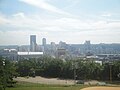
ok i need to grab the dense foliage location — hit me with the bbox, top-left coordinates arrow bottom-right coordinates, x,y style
0,57 -> 17,90
16,56 -> 120,81
0,56 -> 120,90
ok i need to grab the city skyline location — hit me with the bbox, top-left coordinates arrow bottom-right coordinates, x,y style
0,0 -> 120,45
0,35 -> 120,46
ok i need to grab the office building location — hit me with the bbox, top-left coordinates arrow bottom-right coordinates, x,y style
42,38 -> 46,46
57,48 -> 66,58
84,40 -> 91,54
30,35 -> 36,52
42,38 -> 46,53
17,52 -> 43,60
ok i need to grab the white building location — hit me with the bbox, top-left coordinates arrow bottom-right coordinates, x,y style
17,52 -> 43,60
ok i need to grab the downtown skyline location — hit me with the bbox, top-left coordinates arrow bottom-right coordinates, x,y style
0,0 -> 120,45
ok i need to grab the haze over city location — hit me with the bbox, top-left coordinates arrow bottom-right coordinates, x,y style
0,0 -> 120,45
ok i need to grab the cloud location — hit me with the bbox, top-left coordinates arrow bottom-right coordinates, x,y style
0,12 -> 120,33
101,12 -> 112,17
0,12 -> 120,45
0,27 -> 120,45
0,14 -> 9,24
101,14 -> 111,17
19,0 -> 69,15
12,12 -> 25,18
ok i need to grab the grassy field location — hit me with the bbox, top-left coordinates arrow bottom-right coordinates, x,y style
6,81 -> 120,90
6,82 -> 87,90
6,87 -> 83,90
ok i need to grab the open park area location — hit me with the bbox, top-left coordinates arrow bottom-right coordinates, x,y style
6,81 -> 120,90
5,76 -> 119,90
0,57 -> 120,90
14,76 -> 74,85
6,81 -> 85,90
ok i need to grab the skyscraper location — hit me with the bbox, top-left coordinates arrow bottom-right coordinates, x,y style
30,35 -> 36,52
42,38 -> 46,46
84,40 -> 91,54
42,38 -> 46,53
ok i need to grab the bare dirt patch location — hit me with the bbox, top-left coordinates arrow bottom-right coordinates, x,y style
14,76 -> 75,85
81,86 -> 120,90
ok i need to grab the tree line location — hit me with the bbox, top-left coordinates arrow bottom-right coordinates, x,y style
0,56 -> 120,89
15,56 -> 120,81
0,57 -> 17,90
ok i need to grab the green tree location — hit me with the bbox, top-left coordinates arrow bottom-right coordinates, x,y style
16,59 -> 36,77
0,57 -> 17,90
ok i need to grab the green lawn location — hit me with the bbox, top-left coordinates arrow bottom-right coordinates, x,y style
7,87 -> 82,90
5,81 -> 120,90
6,82 -> 87,90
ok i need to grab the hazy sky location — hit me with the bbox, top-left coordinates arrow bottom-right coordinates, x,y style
0,0 -> 120,45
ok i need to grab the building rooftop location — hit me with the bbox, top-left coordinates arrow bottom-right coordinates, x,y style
18,52 -> 43,55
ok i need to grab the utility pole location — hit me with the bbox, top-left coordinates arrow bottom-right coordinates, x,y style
3,59 -> 6,90
74,67 -> 76,84
73,60 -> 77,85
109,62 -> 113,83
110,65 -> 112,83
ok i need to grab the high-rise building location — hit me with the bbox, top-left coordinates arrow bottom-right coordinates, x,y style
57,48 -> 66,59
30,35 -> 36,52
42,38 -> 46,46
42,38 -> 46,53
59,41 -> 67,48
84,40 -> 91,54
84,40 -> 91,45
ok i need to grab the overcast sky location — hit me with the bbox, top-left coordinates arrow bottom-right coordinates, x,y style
0,0 -> 120,45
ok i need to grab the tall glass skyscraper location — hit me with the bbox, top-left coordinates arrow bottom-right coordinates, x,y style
30,35 -> 36,52
42,38 -> 46,53
42,38 -> 46,46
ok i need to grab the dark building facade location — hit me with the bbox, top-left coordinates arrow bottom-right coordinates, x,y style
30,35 -> 36,52
42,38 -> 46,46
